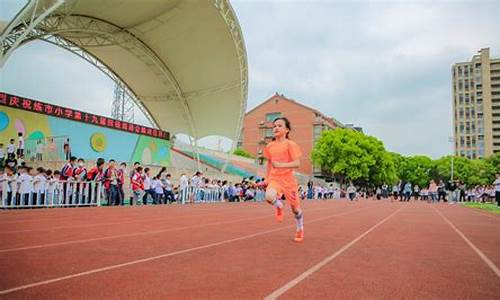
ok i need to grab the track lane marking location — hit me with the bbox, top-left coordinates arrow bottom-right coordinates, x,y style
0,204 -> 372,253
433,206 -> 500,278
0,204 -> 380,295
264,205 -> 404,300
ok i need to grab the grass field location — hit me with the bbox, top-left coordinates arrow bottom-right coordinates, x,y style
463,202 -> 500,214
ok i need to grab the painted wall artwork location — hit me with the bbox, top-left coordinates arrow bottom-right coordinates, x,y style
0,106 -> 171,166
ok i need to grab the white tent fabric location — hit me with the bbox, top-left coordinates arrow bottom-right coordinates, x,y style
0,0 -> 248,142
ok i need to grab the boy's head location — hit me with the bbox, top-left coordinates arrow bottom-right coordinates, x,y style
144,167 -> 150,175
120,162 -> 127,169
53,170 -> 60,178
27,167 -> 35,176
166,173 -> 171,179
5,167 -> 13,176
96,158 -> 105,168
134,161 -> 140,167
18,166 -> 26,174
136,166 -> 143,173
18,132 -> 23,137
69,156 -> 77,164
36,167 -> 45,175
109,159 -> 116,168
9,139 -> 14,144
46,169 -> 53,176
78,158 -> 85,166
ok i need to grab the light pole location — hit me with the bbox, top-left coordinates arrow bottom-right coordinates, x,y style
448,137 -> 455,181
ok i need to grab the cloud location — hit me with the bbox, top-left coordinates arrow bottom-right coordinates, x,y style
1,0 -> 500,159
233,0 -> 500,158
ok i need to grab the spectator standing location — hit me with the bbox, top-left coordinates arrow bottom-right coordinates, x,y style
347,183 -> 356,201
103,160 -> 119,206
494,173 -> 500,207
63,138 -> 71,161
163,173 -> 175,204
17,132 -> 25,159
131,166 -> 144,205
428,180 -> 438,203
7,139 -> 16,158
142,168 -> 154,205
0,143 -> 5,167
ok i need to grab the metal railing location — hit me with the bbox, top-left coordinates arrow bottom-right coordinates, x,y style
1,180 -> 102,208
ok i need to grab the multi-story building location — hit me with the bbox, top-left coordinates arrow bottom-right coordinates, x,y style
240,93 -> 343,176
452,48 -> 500,158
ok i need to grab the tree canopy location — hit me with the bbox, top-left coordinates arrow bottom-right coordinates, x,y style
311,128 -> 498,187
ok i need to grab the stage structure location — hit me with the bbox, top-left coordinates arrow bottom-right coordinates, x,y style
0,0 -> 248,171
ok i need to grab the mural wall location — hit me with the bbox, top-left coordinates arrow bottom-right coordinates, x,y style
0,106 -> 171,166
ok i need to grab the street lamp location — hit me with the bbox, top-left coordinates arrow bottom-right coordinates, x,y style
448,137 -> 454,181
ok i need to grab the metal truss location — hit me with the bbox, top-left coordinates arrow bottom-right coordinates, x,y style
1,0 -> 248,173
212,0 -> 249,173
112,82 -> 135,123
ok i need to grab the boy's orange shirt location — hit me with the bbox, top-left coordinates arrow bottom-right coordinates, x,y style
263,139 -> 302,180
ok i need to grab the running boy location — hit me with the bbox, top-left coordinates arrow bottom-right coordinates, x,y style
263,117 -> 304,242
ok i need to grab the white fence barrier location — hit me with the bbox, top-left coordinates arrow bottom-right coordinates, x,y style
1,180 -> 267,208
1,180 -> 102,208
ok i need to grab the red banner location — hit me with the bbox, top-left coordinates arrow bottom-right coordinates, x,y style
0,92 -> 170,140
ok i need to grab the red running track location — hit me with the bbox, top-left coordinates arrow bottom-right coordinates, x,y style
0,199 -> 498,299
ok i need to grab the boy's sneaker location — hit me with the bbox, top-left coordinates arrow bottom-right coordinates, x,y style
294,230 -> 304,242
275,206 -> 284,222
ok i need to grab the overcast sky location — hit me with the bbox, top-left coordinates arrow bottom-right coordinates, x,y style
1,0 -> 500,158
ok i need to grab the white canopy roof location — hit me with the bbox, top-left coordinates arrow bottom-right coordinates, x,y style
0,0 -> 248,141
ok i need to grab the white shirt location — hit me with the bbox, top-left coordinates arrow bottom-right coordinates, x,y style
36,143 -> 44,154
143,175 -> 152,190
18,137 -> 24,150
494,178 -> 500,192
17,173 -> 33,194
152,179 -> 163,194
33,174 -> 47,193
48,177 -> 62,194
190,175 -> 202,188
3,174 -> 16,193
7,143 -> 15,154
0,148 -> 4,159
0,174 -> 5,191
179,175 -> 188,189
164,178 -> 173,191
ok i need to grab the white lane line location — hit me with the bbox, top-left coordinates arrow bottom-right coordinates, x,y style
433,206 -> 500,278
264,206 -> 404,300
0,210 -> 250,234
0,204 -> 367,253
463,206 -> 500,221
0,205 -> 377,295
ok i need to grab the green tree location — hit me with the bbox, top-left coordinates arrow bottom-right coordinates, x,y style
233,148 -> 254,159
467,158 -> 496,186
486,152 -> 500,174
311,128 -> 397,186
399,155 -> 433,188
433,156 -> 472,184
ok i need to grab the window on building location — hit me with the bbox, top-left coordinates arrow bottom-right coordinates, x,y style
477,91 -> 482,97
458,80 -> 463,90
313,125 -> 323,140
265,112 -> 281,122
459,94 -> 463,104
265,128 -> 273,138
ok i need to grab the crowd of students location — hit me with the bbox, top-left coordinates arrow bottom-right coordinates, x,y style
363,178 -> 500,206
0,154 -> 272,207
